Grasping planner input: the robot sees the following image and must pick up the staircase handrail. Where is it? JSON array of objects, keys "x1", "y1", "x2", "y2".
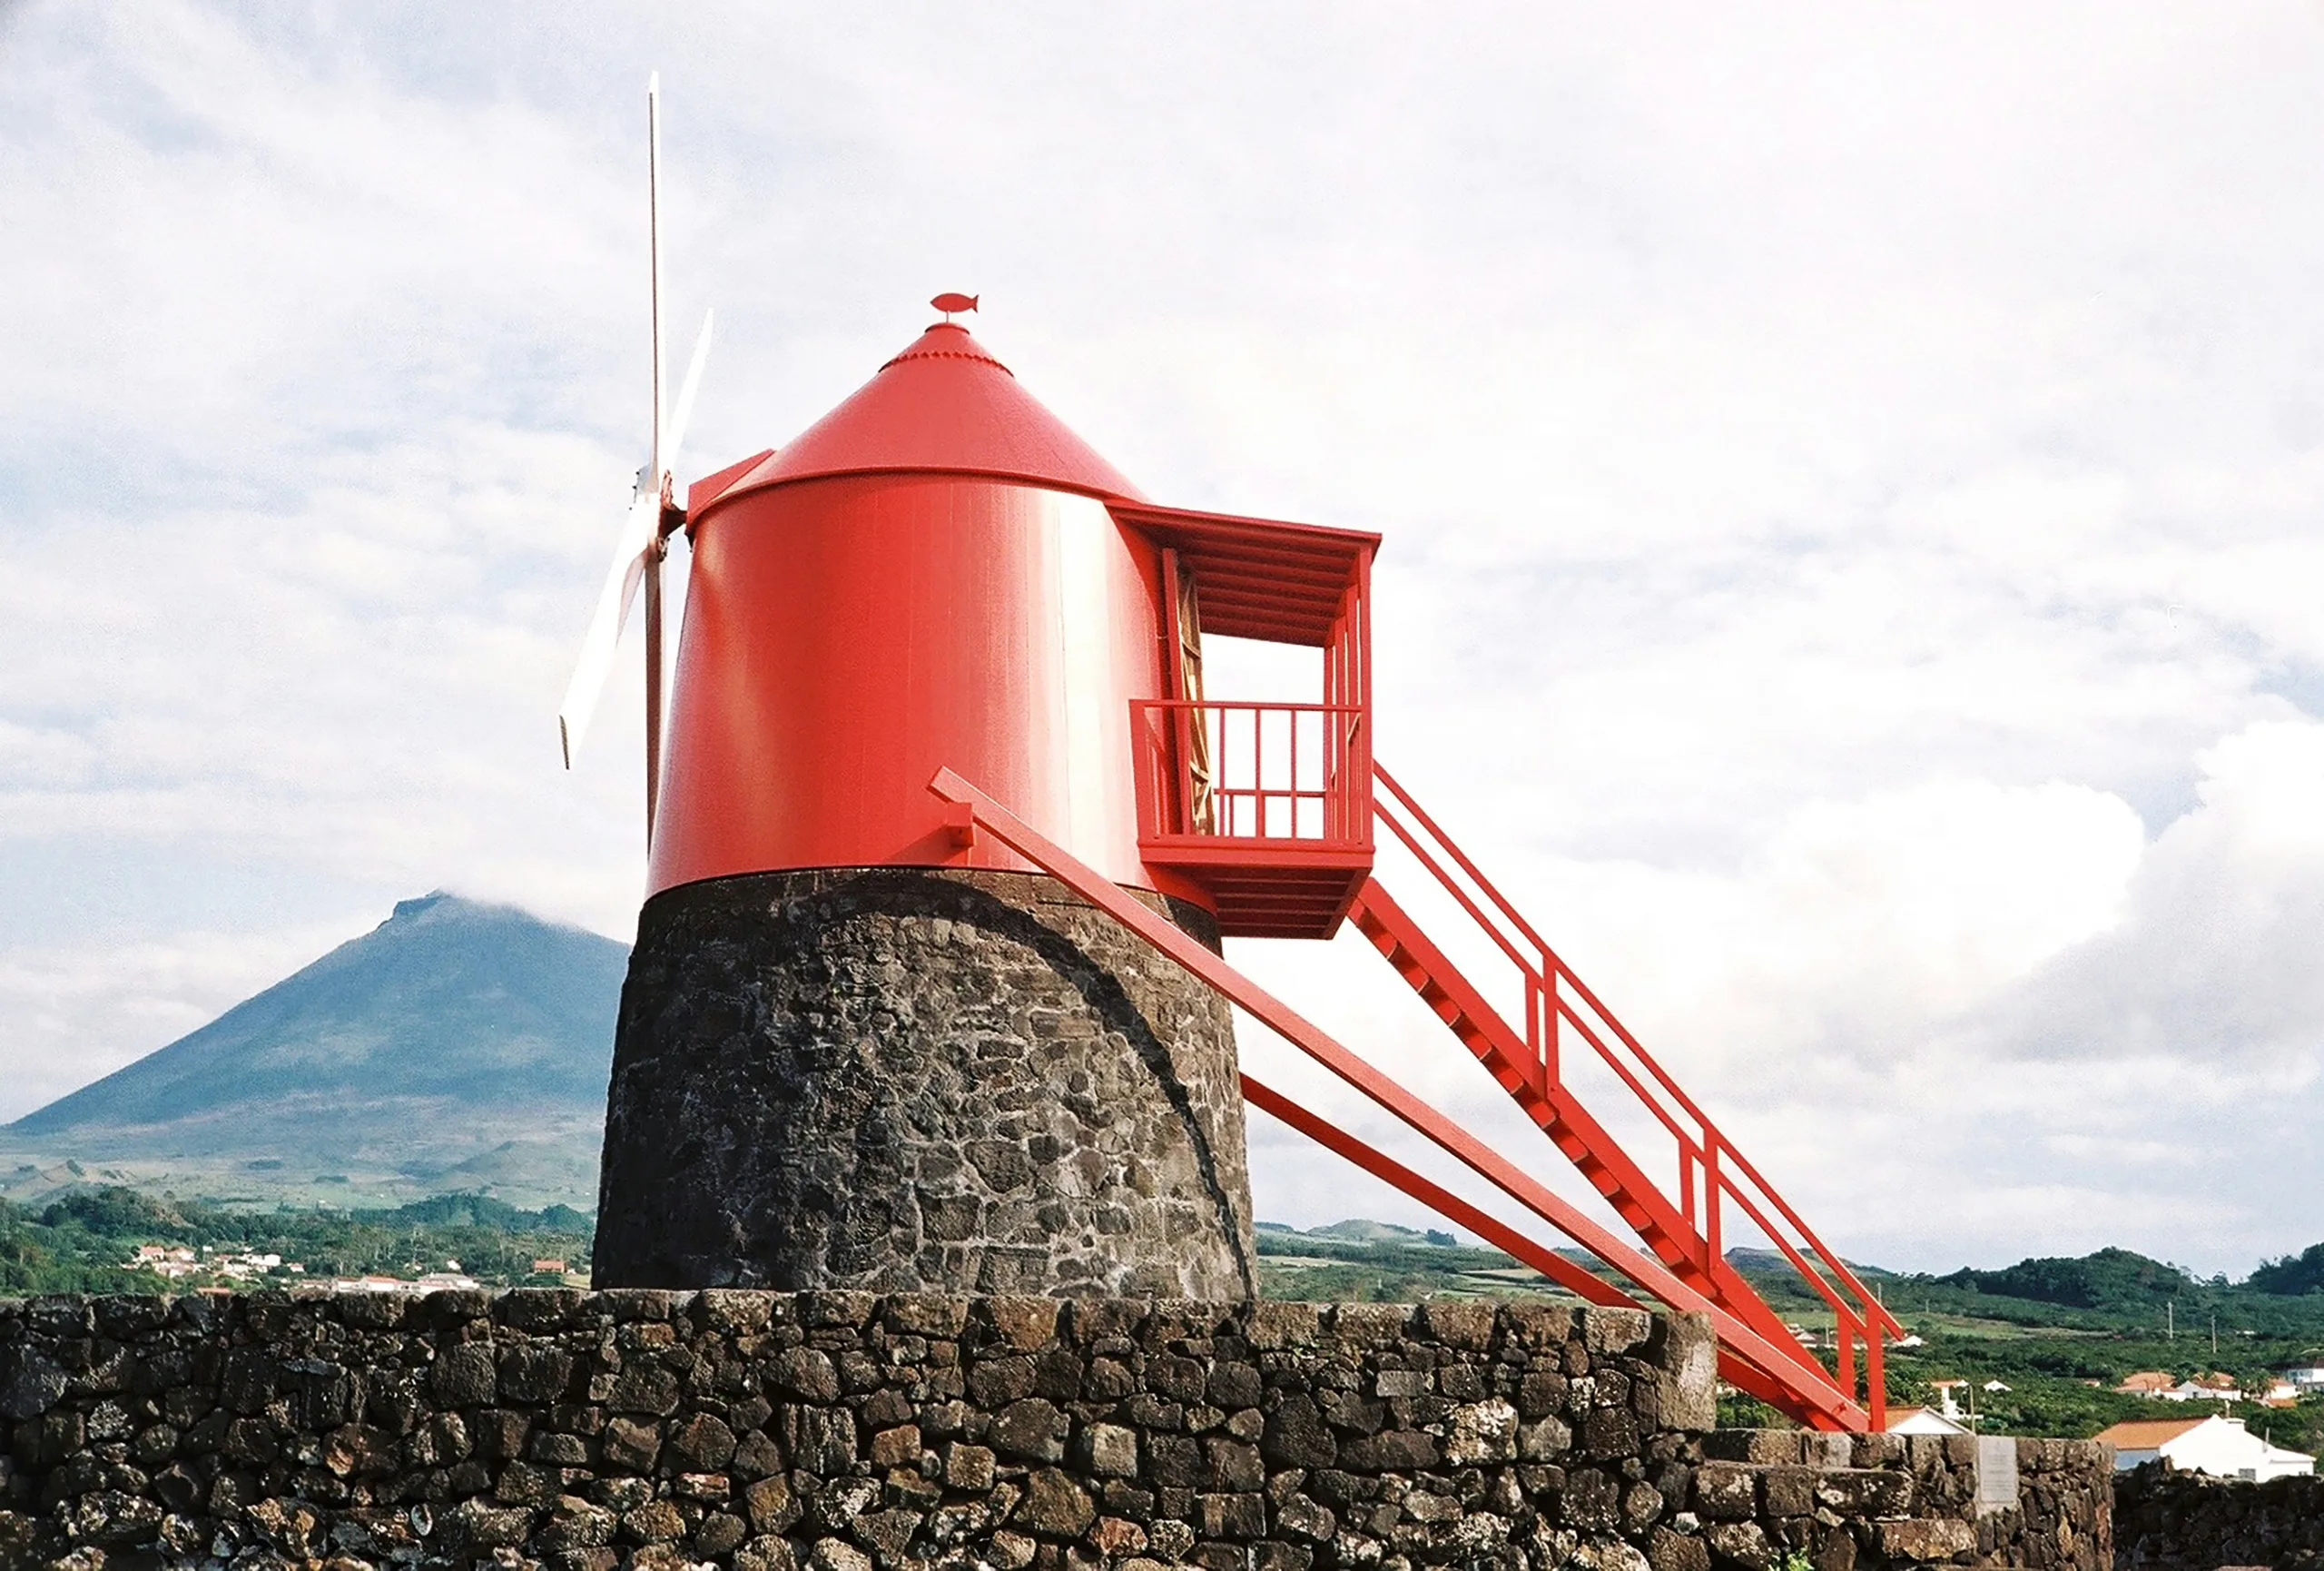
[
  {"x1": 928, "y1": 764, "x2": 1869, "y2": 1431},
  {"x1": 1370, "y1": 762, "x2": 1904, "y2": 1351}
]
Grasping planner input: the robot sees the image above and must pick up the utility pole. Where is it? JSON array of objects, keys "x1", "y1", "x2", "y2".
[
  {"x1": 2211, "y1": 1312, "x2": 2219, "y2": 1358},
  {"x1": 2169, "y1": 1299, "x2": 2175, "y2": 1341}
]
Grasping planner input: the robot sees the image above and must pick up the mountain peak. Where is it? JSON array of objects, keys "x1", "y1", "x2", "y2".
[
  {"x1": 2, "y1": 895, "x2": 628, "y2": 1210},
  {"x1": 389, "y1": 891, "x2": 454, "y2": 922}
]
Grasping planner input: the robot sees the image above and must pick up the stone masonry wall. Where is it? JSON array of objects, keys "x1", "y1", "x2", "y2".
[
  {"x1": 1689, "y1": 1429, "x2": 2110, "y2": 1571},
  {"x1": 595, "y1": 869, "x2": 1256, "y2": 1299},
  {"x1": 0, "y1": 1292, "x2": 2107, "y2": 1571},
  {"x1": 2113, "y1": 1464, "x2": 2324, "y2": 1570}
]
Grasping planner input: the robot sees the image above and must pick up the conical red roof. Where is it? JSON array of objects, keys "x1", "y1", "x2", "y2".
[{"x1": 698, "y1": 321, "x2": 1143, "y2": 510}]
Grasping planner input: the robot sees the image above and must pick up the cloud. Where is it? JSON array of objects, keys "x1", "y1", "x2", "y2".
[
  {"x1": 5, "y1": 2, "x2": 2324, "y2": 1277},
  {"x1": 1964, "y1": 719, "x2": 2324, "y2": 1070},
  {"x1": 0, "y1": 922, "x2": 359, "y2": 1116},
  {"x1": 1232, "y1": 718, "x2": 2324, "y2": 1275}
]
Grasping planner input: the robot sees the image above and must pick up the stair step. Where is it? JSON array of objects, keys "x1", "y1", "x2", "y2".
[{"x1": 1350, "y1": 869, "x2": 1841, "y2": 1421}]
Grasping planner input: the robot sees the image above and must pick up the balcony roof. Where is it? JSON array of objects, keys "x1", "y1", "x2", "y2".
[{"x1": 1110, "y1": 501, "x2": 1379, "y2": 646}]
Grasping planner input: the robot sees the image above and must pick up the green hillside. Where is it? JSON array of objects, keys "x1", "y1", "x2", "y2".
[
  {"x1": 1257, "y1": 1222, "x2": 2324, "y2": 1445},
  {"x1": 1938, "y1": 1246, "x2": 2203, "y2": 1312},
  {"x1": 0, "y1": 1187, "x2": 591, "y2": 1295}
]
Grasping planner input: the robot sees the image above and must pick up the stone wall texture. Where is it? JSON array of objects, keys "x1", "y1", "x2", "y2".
[
  {"x1": 1687, "y1": 1429, "x2": 2110, "y2": 1571},
  {"x1": 594, "y1": 869, "x2": 1256, "y2": 1299},
  {"x1": 0, "y1": 1290, "x2": 2113, "y2": 1571},
  {"x1": 2113, "y1": 1464, "x2": 2324, "y2": 1569}
]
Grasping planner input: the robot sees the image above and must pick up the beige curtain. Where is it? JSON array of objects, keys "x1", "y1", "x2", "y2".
[{"x1": 1176, "y1": 567, "x2": 1215, "y2": 834}]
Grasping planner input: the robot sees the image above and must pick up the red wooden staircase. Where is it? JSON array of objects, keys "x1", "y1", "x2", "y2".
[
  {"x1": 1348, "y1": 883, "x2": 1790, "y2": 1333},
  {"x1": 930, "y1": 760, "x2": 1903, "y2": 1431},
  {"x1": 1353, "y1": 766, "x2": 1902, "y2": 1416}
]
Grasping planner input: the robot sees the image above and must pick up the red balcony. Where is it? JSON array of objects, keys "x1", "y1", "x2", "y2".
[
  {"x1": 1132, "y1": 699, "x2": 1374, "y2": 938},
  {"x1": 1109, "y1": 499, "x2": 1381, "y2": 940}
]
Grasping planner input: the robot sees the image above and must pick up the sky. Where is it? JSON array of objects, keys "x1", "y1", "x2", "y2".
[{"x1": 4, "y1": 2, "x2": 2324, "y2": 1278}]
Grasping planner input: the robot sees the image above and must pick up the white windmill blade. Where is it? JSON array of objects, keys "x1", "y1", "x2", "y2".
[
  {"x1": 645, "y1": 73, "x2": 666, "y2": 495},
  {"x1": 660, "y1": 307, "x2": 714, "y2": 480},
  {"x1": 557, "y1": 489, "x2": 663, "y2": 768}
]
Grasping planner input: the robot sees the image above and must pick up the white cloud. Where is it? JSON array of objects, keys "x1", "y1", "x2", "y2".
[
  {"x1": 5, "y1": 2, "x2": 2324, "y2": 1278},
  {"x1": 1963, "y1": 720, "x2": 2324, "y2": 1072},
  {"x1": 0, "y1": 922, "x2": 362, "y2": 1114}
]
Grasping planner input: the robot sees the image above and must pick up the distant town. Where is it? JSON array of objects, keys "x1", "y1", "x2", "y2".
[
  {"x1": 121, "y1": 1239, "x2": 578, "y2": 1294},
  {"x1": 0, "y1": 1185, "x2": 592, "y2": 1298}
]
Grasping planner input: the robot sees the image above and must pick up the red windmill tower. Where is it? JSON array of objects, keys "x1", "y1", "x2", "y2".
[{"x1": 561, "y1": 84, "x2": 1900, "y2": 1432}]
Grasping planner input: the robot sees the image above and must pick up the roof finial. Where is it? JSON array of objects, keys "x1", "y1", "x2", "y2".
[{"x1": 931, "y1": 292, "x2": 979, "y2": 324}]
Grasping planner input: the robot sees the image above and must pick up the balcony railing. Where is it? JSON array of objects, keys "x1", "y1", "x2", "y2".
[{"x1": 1131, "y1": 700, "x2": 1371, "y2": 849}]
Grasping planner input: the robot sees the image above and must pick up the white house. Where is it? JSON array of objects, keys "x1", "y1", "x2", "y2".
[
  {"x1": 416, "y1": 1271, "x2": 481, "y2": 1291},
  {"x1": 1886, "y1": 1406, "x2": 1970, "y2": 1437},
  {"x1": 2162, "y1": 1377, "x2": 2243, "y2": 1402},
  {"x1": 2282, "y1": 1367, "x2": 2324, "y2": 1392},
  {"x1": 2094, "y1": 1416, "x2": 2315, "y2": 1481}
]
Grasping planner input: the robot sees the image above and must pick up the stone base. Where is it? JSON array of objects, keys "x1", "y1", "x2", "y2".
[{"x1": 592, "y1": 867, "x2": 1256, "y2": 1299}]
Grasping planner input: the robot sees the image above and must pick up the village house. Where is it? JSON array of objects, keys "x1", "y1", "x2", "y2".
[
  {"x1": 1885, "y1": 1406, "x2": 1970, "y2": 1436},
  {"x1": 2093, "y1": 1415, "x2": 2315, "y2": 1481},
  {"x1": 2159, "y1": 1374, "x2": 2244, "y2": 1402},
  {"x1": 2113, "y1": 1370, "x2": 2248, "y2": 1401},
  {"x1": 125, "y1": 1244, "x2": 198, "y2": 1280}
]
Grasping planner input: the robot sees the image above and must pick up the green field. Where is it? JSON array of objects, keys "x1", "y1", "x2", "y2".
[{"x1": 1258, "y1": 1221, "x2": 2324, "y2": 1446}]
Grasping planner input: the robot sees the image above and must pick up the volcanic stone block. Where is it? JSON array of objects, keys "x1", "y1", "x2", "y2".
[{"x1": 593, "y1": 867, "x2": 1257, "y2": 1299}]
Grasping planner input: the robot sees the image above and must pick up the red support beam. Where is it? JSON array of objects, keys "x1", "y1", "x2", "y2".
[{"x1": 1241, "y1": 1076, "x2": 1637, "y2": 1311}]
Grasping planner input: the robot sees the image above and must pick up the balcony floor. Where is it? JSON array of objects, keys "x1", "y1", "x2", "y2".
[{"x1": 1140, "y1": 837, "x2": 1373, "y2": 940}]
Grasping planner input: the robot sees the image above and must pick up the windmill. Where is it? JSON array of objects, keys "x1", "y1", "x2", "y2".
[
  {"x1": 556, "y1": 84, "x2": 1901, "y2": 1430},
  {"x1": 558, "y1": 73, "x2": 715, "y2": 844}
]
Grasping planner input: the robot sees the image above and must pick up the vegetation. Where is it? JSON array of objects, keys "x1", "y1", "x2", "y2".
[
  {"x1": 1935, "y1": 1247, "x2": 2205, "y2": 1311},
  {"x1": 12, "y1": 1193, "x2": 2323, "y2": 1450},
  {"x1": 0, "y1": 1186, "x2": 590, "y2": 1294},
  {"x1": 1255, "y1": 1221, "x2": 1546, "y2": 1302},
  {"x1": 1258, "y1": 1222, "x2": 2324, "y2": 1445},
  {"x1": 2251, "y1": 1243, "x2": 2324, "y2": 1298}
]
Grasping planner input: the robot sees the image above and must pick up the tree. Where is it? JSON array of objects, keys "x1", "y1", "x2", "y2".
[{"x1": 2250, "y1": 1244, "x2": 2324, "y2": 1297}]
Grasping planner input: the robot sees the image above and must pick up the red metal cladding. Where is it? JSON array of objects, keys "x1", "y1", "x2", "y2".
[
  {"x1": 692, "y1": 321, "x2": 1144, "y2": 509},
  {"x1": 652, "y1": 469, "x2": 1203, "y2": 898},
  {"x1": 651, "y1": 322, "x2": 1189, "y2": 899},
  {"x1": 655, "y1": 319, "x2": 1380, "y2": 906}
]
